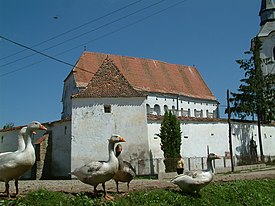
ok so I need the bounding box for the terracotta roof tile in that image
[73,57,146,98]
[71,51,216,100]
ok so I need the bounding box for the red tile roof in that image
[71,51,216,100]
[73,57,146,98]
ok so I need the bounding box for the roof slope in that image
[73,57,145,98]
[71,51,216,101]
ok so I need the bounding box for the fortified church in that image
[1,1,275,179]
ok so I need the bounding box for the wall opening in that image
[154,104,161,115]
[104,105,111,113]
[164,105,168,113]
[146,104,151,114]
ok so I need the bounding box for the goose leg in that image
[15,179,19,196]
[93,186,98,196]
[127,182,130,193]
[115,181,119,193]
[5,181,10,198]
[102,183,113,200]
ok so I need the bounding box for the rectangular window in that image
[104,105,111,113]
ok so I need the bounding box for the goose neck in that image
[17,133,26,152]
[206,158,215,173]
[108,141,116,161]
[25,128,34,150]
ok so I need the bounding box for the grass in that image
[1,179,275,206]
[134,175,158,180]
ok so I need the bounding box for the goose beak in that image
[40,125,47,130]
[119,136,126,142]
[216,155,221,159]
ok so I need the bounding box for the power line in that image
[0,35,76,68]
[0,0,165,68]
[0,0,144,61]
[0,0,188,78]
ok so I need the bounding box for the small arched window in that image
[164,105,168,113]
[146,104,151,115]
[172,106,176,115]
[154,104,161,115]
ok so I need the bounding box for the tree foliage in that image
[230,37,275,123]
[156,111,182,172]
[229,37,275,161]
[3,122,14,129]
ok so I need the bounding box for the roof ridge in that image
[83,51,192,69]
[72,51,216,101]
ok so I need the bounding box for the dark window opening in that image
[64,126,67,135]
[104,105,111,113]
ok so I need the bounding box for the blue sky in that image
[0,0,260,127]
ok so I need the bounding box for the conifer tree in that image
[230,37,275,161]
[156,111,182,172]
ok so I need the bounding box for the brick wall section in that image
[33,133,52,179]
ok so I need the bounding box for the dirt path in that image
[0,167,275,198]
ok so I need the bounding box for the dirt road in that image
[0,167,274,197]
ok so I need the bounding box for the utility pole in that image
[227,89,234,172]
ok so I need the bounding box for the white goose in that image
[113,144,136,193]
[0,121,47,198]
[72,134,126,200]
[171,153,221,194]
[0,127,27,195]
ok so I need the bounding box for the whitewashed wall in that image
[148,119,275,172]
[0,129,22,153]
[48,120,71,178]
[146,94,218,118]
[62,75,219,121]
[148,121,229,159]
[61,73,79,119]
[71,97,149,175]
[2,117,275,177]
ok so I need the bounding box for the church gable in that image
[73,57,145,98]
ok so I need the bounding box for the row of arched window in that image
[146,104,215,118]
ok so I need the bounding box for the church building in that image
[257,0,275,75]
[63,52,219,173]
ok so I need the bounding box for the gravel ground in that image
[0,167,275,199]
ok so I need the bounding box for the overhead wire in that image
[0,0,188,78]
[0,0,166,68]
[0,0,144,61]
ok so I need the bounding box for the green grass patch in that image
[1,179,275,206]
[134,175,158,180]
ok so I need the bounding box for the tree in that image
[230,37,275,162]
[156,111,182,172]
[3,122,14,129]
